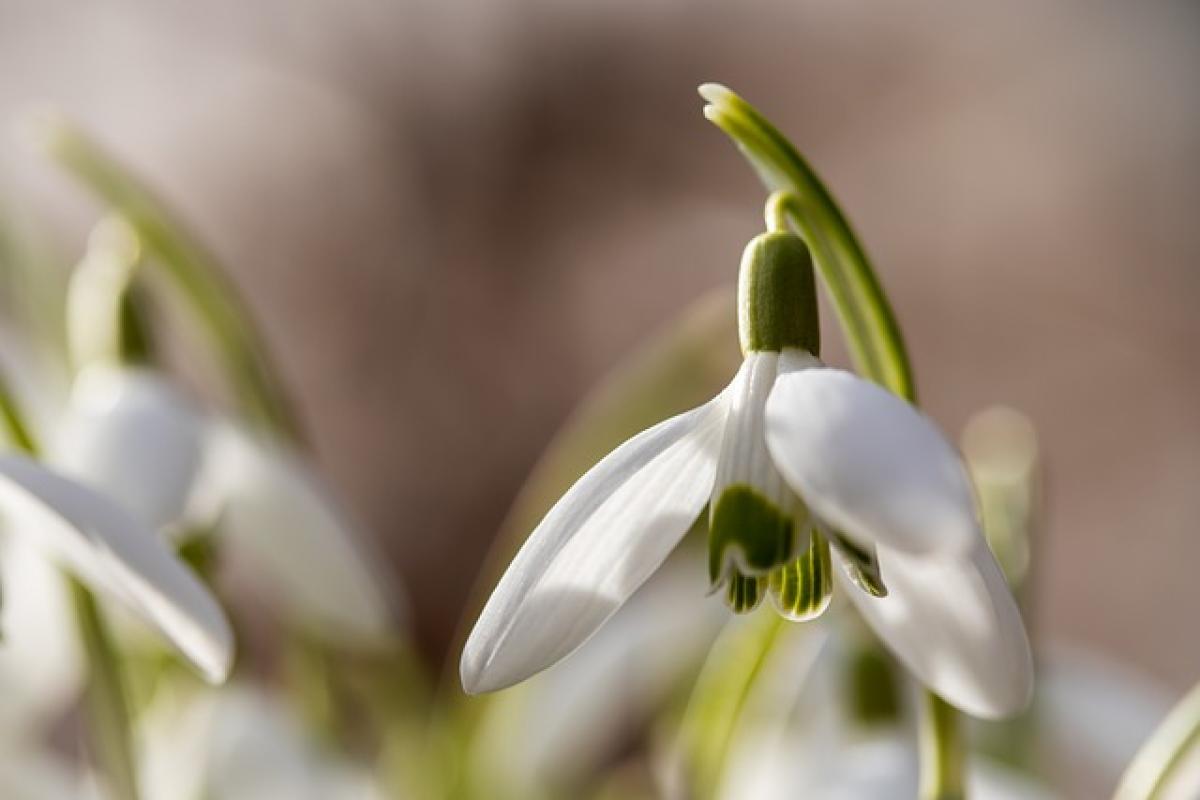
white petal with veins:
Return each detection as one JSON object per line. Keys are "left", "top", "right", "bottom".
{"left": 765, "top": 364, "right": 978, "bottom": 555}
{"left": 462, "top": 396, "right": 728, "bottom": 694}
{"left": 835, "top": 540, "right": 1033, "bottom": 719}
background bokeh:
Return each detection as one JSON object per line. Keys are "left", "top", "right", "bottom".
{"left": 1, "top": 0, "right": 1198, "bottom": 704}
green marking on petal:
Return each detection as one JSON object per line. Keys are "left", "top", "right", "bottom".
{"left": 768, "top": 529, "right": 832, "bottom": 621}
{"left": 708, "top": 484, "right": 796, "bottom": 584}
{"left": 725, "top": 570, "right": 767, "bottom": 614}
{"left": 829, "top": 530, "right": 888, "bottom": 597}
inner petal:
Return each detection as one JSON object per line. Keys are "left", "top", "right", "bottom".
{"left": 708, "top": 352, "right": 807, "bottom": 585}
{"left": 768, "top": 527, "right": 833, "bottom": 621}
{"left": 725, "top": 570, "right": 768, "bottom": 614}
{"left": 825, "top": 525, "right": 888, "bottom": 598}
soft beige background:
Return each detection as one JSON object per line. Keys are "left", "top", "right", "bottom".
{"left": 1, "top": 0, "right": 1198, "bottom": 704}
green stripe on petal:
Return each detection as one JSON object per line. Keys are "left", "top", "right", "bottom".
{"left": 725, "top": 570, "right": 768, "bottom": 614}
{"left": 768, "top": 529, "right": 832, "bottom": 621}
{"left": 737, "top": 232, "right": 820, "bottom": 355}
{"left": 829, "top": 529, "right": 888, "bottom": 598}
{"left": 708, "top": 484, "right": 796, "bottom": 585}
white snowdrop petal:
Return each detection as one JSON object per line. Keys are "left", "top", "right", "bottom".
{"left": 0, "top": 456, "right": 233, "bottom": 682}
{"left": 835, "top": 541, "right": 1033, "bottom": 719}
{"left": 462, "top": 396, "right": 727, "bottom": 694}
{"left": 52, "top": 366, "right": 205, "bottom": 532}
{"left": 765, "top": 366, "right": 978, "bottom": 554}
{"left": 201, "top": 423, "right": 398, "bottom": 643}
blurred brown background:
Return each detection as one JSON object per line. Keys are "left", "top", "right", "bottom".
{"left": 1, "top": 0, "right": 1198, "bottom": 693}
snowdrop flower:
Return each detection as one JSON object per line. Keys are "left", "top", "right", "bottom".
{"left": 53, "top": 363, "right": 398, "bottom": 645}
{"left": 0, "top": 332, "right": 230, "bottom": 683}
{"left": 463, "top": 227, "right": 1032, "bottom": 719}
{"left": 49, "top": 216, "right": 397, "bottom": 644}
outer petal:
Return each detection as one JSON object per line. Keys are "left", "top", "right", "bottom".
{"left": 199, "top": 423, "right": 398, "bottom": 644}
{"left": 0, "top": 456, "right": 233, "bottom": 683}
{"left": 51, "top": 366, "right": 205, "bottom": 531}
{"left": 835, "top": 541, "right": 1033, "bottom": 719}
{"left": 461, "top": 397, "right": 727, "bottom": 694}
{"left": 765, "top": 364, "right": 978, "bottom": 554}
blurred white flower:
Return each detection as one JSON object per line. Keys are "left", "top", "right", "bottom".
{"left": 0, "top": 452, "right": 233, "bottom": 682}
{"left": 138, "top": 686, "right": 387, "bottom": 800}
{"left": 52, "top": 363, "right": 399, "bottom": 645}
{"left": 52, "top": 365, "right": 205, "bottom": 533}
{"left": 462, "top": 231, "right": 1031, "bottom": 719}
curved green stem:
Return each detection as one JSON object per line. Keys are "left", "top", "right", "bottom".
{"left": 1115, "top": 680, "right": 1200, "bottom": 800}
{"left": 66, "top": 217, "right": 155, "bottom": 370}
{"left": 920, "top": 692, "right": 966, "bottom": 800}
{"left": 32, "top": 116, "right": 302, "bottom": 442}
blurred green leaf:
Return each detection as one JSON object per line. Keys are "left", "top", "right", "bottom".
{"left": 674, "top": 612, "right": 785, "bottom": 799}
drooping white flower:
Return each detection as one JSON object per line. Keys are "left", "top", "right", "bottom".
{"left": 463, "top": 229, "right": 1032, "bottom": 719}
{"left": 52, "top": 362, "right": 399, "bottom": 645}
{"left": 0, "top": 333, "right": 228, "bottom": 683}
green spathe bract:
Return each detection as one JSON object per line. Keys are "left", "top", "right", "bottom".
{"left": 737, "top": 232, "right": 820, "bottom": 355}
{"left": 700, "top": 83, "right": 914, "bottom": 402}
